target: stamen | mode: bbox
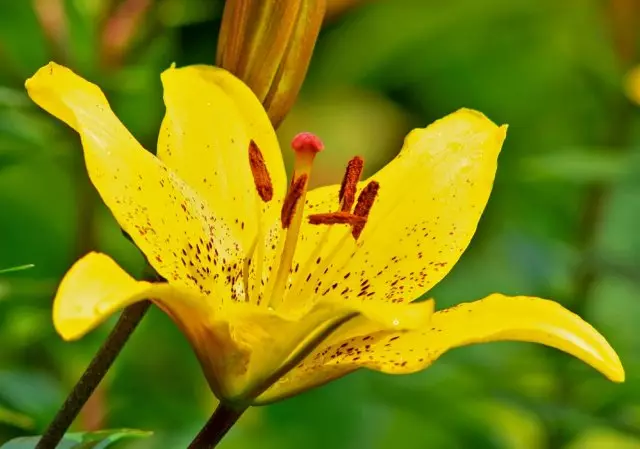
[352,181,380,239]
[281,174,308,228]
[308,212,366,226]
[248,140,273,202]
[339,156,364,212]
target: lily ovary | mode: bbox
[25,62,624,407]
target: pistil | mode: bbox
[268,132,323,309]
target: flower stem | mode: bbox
[188,403,247,449]
[36,300,151,449]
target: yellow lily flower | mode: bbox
[25,62,624,407]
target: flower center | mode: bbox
[247,133,380,310]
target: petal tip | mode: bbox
[456,107,489,119]
[611,368,626,383]
[51,252,133,343]
[453,108,497,126]
[446,108,505,139]
[603,352,625,383]
[25,61,64,87]
[52,316,87,342]
[160,62,179,80]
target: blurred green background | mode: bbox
[1,0,640,447]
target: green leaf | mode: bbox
[157,0,222,27]
[519,149,632,183]
[0,371,63,427]
[0,405,34,430]
[1,429,152,449]
[0,264,34,274]
[0,1,49,78]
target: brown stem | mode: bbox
[35,301,151,449]
[187,403,247,449]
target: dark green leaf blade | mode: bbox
[1,429,152,449]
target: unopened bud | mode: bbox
[216,0,326,128]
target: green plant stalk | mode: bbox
[35,300,151,449]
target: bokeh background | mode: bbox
[1,0,640,447]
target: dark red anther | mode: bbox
[281,174,308,228]
[352,181,380,239]
[248,140,273,202]
[339,156,364,212]
[308,211,366,226]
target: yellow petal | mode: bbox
[192,296,434,403]
[25,63,244,303]
[253,299,433,404]
[53,252,203,341]
[56,253,434,403]
[282,109,506,307]
[198,300,361,401]
[158,64,286,252]
[53,252,245,402]
[369,294,623,380]
[259,294,623,404]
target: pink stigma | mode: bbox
[291,132,324,154]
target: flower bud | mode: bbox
[216,0,326,127]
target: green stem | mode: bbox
[187,403,247,449]
[35,301,151,449]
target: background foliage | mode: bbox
[1,0,640,447]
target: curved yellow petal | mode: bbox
[192,296,434,403]
[366,294,623,380]
[198,300,361,402]
[159,65,286,251]
[55,253,434,403]
[282,109,506,308]
[53,252,203,341]
[25,63,245,303]
[53,252,246,403]
[259,294,623,404]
